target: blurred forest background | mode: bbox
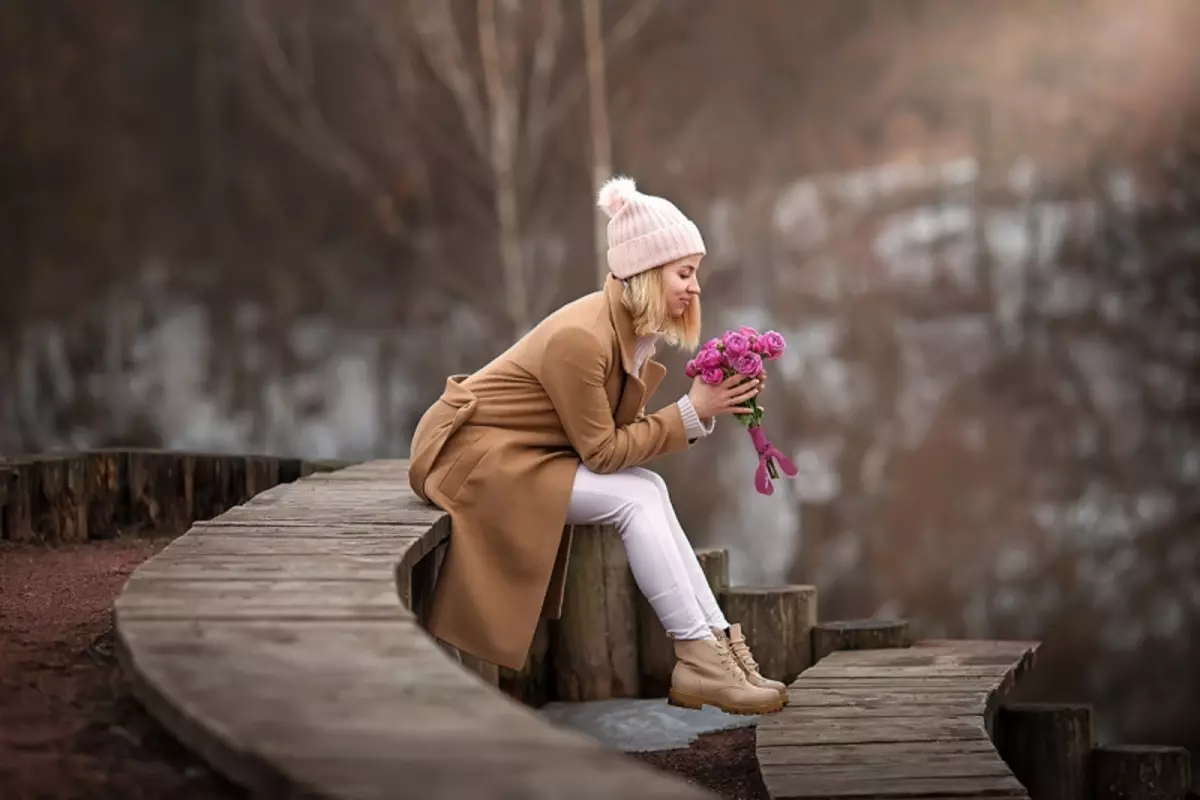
[2,0,1198,763]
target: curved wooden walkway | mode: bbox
[114,459,712,799]
[757,639,1040,800]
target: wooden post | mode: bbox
[192,454,247,522]
[718,584,818,685]
[637,547,729,697]
[244,456,281,500]
[551,524,640,701]
[811,618,911,662]
[27,456,90,543]
[994,703,1093,800]
[85,450,127,540]
[125,450,194,536]
[1,459,34,542]
[499,619,554,708]
[1093,745,1192,800]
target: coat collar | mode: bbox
[604,276,640,375]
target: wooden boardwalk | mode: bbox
[114,459,712,799]
[757,640,1040,800]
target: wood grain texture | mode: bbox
[114,458,710,799]
[994,703,1094,800]
[638,547,729,697]
[1092,745,1193,800]
[757,639,1040,800]
[552,524,640,701]
[718,584,818,685]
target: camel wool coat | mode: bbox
[407,276,696,670]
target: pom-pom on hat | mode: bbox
[596,176,706,280]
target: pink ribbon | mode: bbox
[749,426,797,495]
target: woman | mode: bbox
[408,177,786,715]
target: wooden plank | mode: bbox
[115,616,709,799]
[160,536,420,558]
[788,690,993,708]
[757,717,990,747]
[764,757,1015,779]
[115,577,406,621]
[134,552,402,581]
[757,740,998,766]
[763,773,1028,799]
[801,665,1015,679]
[780,704,988,720]
[794,678,1001,691]
[188,522,433,539]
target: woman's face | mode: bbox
[662,255,702,318]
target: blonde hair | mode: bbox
[621,266,701,351]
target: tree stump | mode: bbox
[718,585,818,685]
[551,524,640,701]
[126,450,194,535]
[28,456,89,543]
[1,459,34,542]
[244,456,281,499]
[995,703,1093,800]
[86,450,127,540]
[637,547,729,697]
[811,618,911,662]
[1093,745,1192,800]
[499,619,554,708]
[192,455,246,522]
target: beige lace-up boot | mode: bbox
[722,624,789,705]
[667,636,785,716]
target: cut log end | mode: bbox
[718,584,818,685]
[995,703,1094,800]
[1093,744,1193,800]
[637,547,730,698]
[811,618,911,662]
[552,525,639,701]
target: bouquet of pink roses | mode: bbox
[686,327,797,496]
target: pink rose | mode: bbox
[685,359,700,379]
[697,347,725,369]
[704,338,723,351]
[739,326,759,339]
[757,330,786,359]
[733,352,763,378]
[722,331,750,356]
[701,367,725,386]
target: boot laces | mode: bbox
[713,637,744,678]
[730,637,762,676]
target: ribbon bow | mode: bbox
[749,426,798,496]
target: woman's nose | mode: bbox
[689,280,701,295]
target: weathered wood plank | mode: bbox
[757,740,998,767]
[763,773,1028,799]
[758,639,1039,800]
[114,458,711,799]
[757,717,991,747]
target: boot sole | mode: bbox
[667,689,784,716]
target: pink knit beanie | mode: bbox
[596,176,706,280]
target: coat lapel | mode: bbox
[605,277,651,425]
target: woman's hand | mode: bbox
[688,372,763,419]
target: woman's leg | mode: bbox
[566,464,711,641]
[626,467,730,632]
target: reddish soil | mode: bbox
[0,538,242,800]
[1,538,766,799]
[630,727,770,800]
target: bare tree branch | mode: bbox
[527,0,660,152]
[478,0,529,335]
[523,0,564,170]
[407,0,490,159]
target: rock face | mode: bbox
[540,698,760,754]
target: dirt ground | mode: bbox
[0,539,243,800]
[0,538,766,799]
[630,727,770,800]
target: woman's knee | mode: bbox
[625,466,670,498]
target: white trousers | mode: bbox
[565,464,728,641]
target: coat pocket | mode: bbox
[436,429,495,502]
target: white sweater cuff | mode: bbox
[677,396,716,440]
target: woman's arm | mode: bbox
[540,326,690,474]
